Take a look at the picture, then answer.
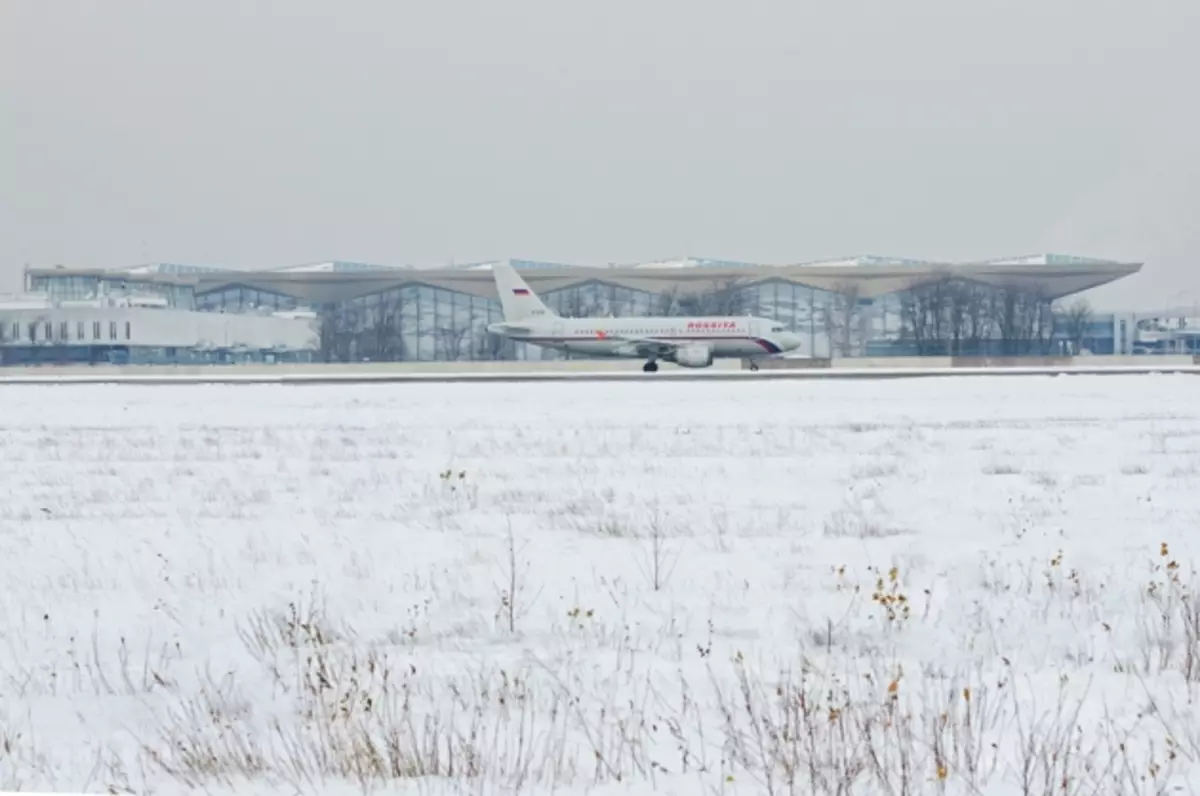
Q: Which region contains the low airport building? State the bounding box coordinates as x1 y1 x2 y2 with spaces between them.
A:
0 291 317 366
13 254 1148 364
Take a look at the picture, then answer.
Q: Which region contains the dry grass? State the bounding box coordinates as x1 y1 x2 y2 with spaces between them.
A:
86 543 1198 795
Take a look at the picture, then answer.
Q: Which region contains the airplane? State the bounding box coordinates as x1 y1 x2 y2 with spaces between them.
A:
485 261 804 372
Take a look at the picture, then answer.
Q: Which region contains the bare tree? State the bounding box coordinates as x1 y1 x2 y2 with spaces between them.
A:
634 513 681 592
712 277 752 315
434 324 473 361
898 283 930 355
740 282 763 316
991 283 1054 355
560 287 602 318
319 305 363 362
1033 294 1056 354
654 286 681 316
677 277 751 316
961 281 995 354
1061 297 1093 355
473 320 511 360
901 279 992 356
493 523 541 634
821 280 862 357
372 295 406 360
317 294 410 362
317 306 340 362
899 278 1049 357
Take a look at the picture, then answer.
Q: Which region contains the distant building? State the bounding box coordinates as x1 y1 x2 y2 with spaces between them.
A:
0 290 317 366
1129 312 1200 356
21 254 1141 362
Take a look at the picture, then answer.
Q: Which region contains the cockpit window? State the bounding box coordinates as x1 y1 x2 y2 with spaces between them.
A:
770 325 784 332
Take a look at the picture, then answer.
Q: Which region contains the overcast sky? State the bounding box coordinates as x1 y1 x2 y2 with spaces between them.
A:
2 0 1197 309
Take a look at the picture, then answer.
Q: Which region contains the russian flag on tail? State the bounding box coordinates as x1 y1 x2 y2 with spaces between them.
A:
512 288 530 295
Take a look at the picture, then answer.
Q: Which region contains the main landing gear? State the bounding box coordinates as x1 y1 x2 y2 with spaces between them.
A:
748 360 760 372
642 360 659 373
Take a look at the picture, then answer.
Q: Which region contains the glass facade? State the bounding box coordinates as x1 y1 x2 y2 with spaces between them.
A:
543 281 656 318
862 281 1112 357
28 275 196 309
744 279 839 357
27 274 100 300
318 284 516 362
537 279 840 358
24 266 1134 362
21 273 851 361
195 285 307 313
295 279 846 362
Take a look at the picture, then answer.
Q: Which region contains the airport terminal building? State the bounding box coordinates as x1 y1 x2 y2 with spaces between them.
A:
9 253 1150 365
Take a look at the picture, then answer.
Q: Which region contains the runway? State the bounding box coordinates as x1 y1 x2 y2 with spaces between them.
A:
3 363 1200 386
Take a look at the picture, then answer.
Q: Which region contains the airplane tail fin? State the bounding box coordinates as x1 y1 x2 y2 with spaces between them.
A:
490 260 558 322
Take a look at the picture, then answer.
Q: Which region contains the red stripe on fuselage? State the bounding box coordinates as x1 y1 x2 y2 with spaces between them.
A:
517 335 784 353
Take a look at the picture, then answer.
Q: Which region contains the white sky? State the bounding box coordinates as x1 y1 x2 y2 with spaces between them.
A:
2 0 1198 309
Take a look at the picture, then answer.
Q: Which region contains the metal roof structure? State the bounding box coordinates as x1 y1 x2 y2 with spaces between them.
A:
30 253 1141 304
117 262 228 275
971 253 1125 266
268 261 411 273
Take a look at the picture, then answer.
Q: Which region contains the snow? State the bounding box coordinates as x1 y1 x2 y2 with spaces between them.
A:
3 375 1200 794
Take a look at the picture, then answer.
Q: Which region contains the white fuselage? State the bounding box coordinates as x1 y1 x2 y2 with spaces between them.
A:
491 316 799 359
483 262 804 368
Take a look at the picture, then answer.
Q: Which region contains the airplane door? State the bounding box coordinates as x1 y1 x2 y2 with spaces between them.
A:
552 321 566 351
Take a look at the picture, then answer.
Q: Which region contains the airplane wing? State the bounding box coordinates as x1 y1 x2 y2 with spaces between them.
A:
488 322 535 334
593 332 687 357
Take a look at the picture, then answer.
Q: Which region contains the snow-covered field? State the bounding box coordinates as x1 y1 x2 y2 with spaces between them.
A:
3 375 1200 795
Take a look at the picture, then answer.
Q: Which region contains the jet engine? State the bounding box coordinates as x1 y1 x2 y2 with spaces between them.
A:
672 343 714 368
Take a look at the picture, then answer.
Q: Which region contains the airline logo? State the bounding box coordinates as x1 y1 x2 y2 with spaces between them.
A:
687 320 737 330
595 330 608 339
512 288 530 296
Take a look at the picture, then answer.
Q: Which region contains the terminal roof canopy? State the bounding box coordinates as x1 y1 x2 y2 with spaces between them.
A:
33 253 1140 304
